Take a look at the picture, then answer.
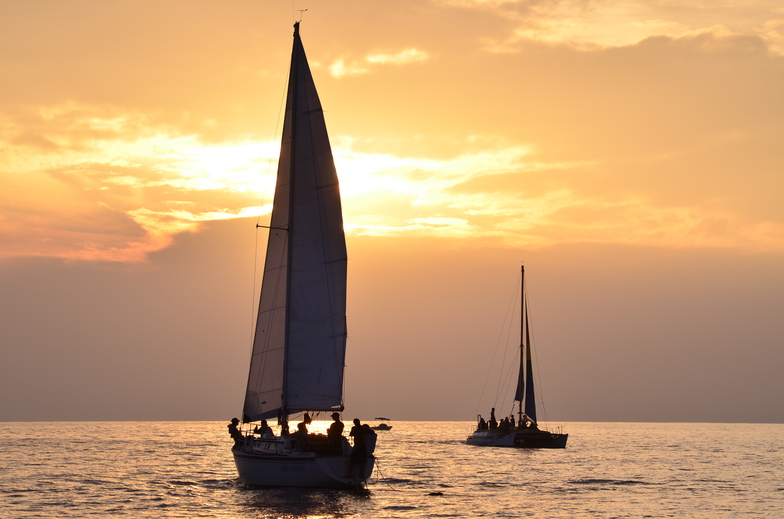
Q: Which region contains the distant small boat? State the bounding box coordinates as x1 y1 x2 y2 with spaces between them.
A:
371 418 392 431
466 265 568 449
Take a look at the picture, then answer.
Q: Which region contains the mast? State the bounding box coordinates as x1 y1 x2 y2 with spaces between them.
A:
280 20 302 424
517 265 525 424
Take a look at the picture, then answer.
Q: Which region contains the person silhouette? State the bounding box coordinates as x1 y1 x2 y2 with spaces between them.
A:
328 412 345 452
346 419 367 478
228 418 244 445
293 422 310 452
254 419 274 438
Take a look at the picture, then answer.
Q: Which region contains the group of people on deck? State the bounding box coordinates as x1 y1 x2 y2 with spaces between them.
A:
227 412 375 476
475 407 538 432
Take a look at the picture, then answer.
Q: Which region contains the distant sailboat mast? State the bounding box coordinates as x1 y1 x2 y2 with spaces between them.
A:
514 265 537 424
516 266 525 425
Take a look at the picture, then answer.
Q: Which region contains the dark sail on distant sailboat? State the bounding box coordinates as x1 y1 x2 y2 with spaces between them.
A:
513 287 537 423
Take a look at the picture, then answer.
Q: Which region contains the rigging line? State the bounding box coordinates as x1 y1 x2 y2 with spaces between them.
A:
498 342 519 415
493 269 521 407
250 227 261 355
254 6 289 229
474 269 520 416
527 288 552 426
249 15 291 354
372 459 399 491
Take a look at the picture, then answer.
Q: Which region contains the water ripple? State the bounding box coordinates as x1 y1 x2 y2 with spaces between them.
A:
1 421 783 518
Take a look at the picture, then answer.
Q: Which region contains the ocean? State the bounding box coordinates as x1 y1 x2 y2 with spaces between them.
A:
1 421 782 518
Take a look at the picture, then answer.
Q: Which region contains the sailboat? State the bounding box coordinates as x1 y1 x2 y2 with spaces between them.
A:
466 266 568 448
230 22 375 489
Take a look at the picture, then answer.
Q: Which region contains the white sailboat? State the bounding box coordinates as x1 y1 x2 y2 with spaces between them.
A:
230 22 375 489
466 266 568 448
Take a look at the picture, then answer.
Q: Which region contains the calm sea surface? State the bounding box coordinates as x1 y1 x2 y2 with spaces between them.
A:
1 421 782 518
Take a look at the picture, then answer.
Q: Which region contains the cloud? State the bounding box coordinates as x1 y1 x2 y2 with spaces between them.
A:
436 0 784 54
366 49 430 65
330 48 430 77
4 95 784 263
329 59 371 78
2 2 783 263
0 104 280 261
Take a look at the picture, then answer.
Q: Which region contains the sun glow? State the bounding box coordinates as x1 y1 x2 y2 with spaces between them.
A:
5 0 784 267
4 107 782 262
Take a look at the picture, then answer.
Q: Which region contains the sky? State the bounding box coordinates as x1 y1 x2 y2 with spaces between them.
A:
1 0 783 424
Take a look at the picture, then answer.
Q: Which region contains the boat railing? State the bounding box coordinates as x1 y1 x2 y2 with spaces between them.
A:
240 436 286 454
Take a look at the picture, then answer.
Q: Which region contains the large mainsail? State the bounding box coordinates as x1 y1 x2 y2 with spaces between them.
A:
242 22 348 423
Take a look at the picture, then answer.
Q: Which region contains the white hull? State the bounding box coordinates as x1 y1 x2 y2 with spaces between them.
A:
466 430 516 447
232 438 374 489
466 429 568 449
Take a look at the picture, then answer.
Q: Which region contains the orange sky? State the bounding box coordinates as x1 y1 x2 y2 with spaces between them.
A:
1 1 783 423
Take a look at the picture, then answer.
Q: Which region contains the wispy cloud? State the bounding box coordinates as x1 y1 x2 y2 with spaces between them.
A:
438 0 784 54
3 102 783 262
329 59 370 78
0 104 280 261
365 49 429 65
330 48 430 77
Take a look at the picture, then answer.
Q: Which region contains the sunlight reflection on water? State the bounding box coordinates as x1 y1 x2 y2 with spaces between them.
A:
1 421 783 518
